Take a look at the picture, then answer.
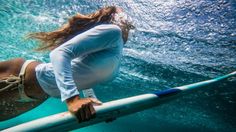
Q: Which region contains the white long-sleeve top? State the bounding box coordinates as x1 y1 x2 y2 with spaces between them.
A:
35 24 123 101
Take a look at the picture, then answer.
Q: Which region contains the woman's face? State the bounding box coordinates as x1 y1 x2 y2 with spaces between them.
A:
115 7 123 13
111 7 135 43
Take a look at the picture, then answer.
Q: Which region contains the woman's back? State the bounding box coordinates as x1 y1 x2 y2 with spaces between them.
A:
35 24 123 98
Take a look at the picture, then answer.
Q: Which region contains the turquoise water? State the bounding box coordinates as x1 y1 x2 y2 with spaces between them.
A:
0 0 236 131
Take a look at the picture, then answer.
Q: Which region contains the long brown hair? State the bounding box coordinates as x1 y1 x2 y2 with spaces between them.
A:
27 6 118 51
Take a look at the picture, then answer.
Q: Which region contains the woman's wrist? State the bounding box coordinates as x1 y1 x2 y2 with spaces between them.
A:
66 95 80 104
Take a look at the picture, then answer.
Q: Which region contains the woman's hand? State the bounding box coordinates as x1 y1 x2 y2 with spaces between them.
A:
66 95 102 123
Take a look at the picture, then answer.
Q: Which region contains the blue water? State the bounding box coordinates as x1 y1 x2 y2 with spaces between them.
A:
0 0 236 131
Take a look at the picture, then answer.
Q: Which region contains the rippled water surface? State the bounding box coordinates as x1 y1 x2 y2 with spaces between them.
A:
0 0 236 131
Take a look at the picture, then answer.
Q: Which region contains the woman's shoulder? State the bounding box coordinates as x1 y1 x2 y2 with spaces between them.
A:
94 24 121 33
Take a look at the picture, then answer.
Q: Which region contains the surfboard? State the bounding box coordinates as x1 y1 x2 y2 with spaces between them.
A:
2 71 236 132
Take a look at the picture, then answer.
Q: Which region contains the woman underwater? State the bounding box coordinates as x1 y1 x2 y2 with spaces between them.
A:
0 6 134 122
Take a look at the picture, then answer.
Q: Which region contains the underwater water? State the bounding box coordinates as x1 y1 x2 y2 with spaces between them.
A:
0 0 236 131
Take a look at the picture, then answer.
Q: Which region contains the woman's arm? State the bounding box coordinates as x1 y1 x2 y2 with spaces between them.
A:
50 24 123 122
50 24 122 101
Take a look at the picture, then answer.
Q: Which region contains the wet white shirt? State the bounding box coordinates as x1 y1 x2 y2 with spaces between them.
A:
35 24 123 101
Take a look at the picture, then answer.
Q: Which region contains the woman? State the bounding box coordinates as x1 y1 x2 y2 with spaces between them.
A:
0 6 134 122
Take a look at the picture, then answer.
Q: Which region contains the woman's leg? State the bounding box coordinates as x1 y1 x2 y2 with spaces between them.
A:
0 58 24 78
0 58 48 121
